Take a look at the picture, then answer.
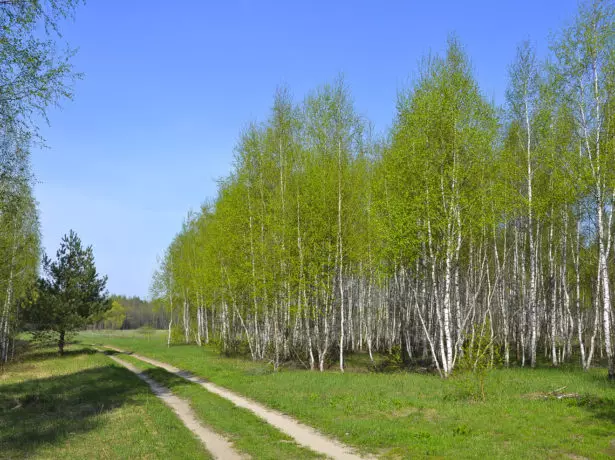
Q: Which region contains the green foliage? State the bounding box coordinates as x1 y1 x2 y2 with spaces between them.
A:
101 300 126 329
0 0 84 138
0 132 40 362
24 230 110 354
169 324 186 345
380 37 498 268
107 295 166 329
455 319 501 401
30 330 75 347
371 346 406 373
0 0 83 363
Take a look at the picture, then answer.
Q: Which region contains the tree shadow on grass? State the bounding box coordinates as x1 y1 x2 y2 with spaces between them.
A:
571 395 615 424
144 367 195 390
100 348 124 356
0 359 143 458
23 348 98 362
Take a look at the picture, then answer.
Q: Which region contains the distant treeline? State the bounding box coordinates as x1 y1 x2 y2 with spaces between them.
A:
91 295 168 330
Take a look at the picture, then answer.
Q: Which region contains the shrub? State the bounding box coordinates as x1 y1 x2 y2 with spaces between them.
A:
455 319 500 400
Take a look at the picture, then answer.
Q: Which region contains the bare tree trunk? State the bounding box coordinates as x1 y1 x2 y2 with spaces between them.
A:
196 305 202 346
597 200 614 379
586 264 601 370
58 330 66 356
548 214 558 366
0 233 17 363
167 318 173 348
183 294 190 344
525 88 538 369
337 140 345 373
574 219 586 368
0 270 13 363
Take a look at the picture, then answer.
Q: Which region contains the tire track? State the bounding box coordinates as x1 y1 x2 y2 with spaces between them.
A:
106 353 244 460
103 345 366 460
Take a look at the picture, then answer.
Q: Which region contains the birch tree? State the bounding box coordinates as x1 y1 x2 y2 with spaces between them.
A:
153 1 615 381
553 0 615 379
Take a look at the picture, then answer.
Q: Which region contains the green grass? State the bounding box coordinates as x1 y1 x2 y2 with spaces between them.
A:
115 352 323 459
0 342 210 459
81 330 615 459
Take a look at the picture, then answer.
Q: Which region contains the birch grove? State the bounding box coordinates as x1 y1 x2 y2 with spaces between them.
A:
0 0 83 363
0 132 40 363
153 1 615 379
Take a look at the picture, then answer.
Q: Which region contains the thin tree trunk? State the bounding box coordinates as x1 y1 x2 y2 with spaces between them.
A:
58 330 65 356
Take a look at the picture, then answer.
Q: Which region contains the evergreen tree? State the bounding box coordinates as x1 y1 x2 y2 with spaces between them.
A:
26 230 109 355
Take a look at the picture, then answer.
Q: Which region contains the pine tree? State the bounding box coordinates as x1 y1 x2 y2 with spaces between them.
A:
25 230 109 355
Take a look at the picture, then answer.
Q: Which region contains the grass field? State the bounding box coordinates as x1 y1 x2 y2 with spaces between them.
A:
81 330 615 459
0 342 210 459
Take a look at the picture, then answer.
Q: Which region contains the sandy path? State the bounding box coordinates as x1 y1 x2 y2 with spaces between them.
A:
103 345 366 460
106 353 244 460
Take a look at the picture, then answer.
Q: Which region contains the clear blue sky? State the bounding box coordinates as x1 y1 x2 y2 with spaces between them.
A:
32 0 579 298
